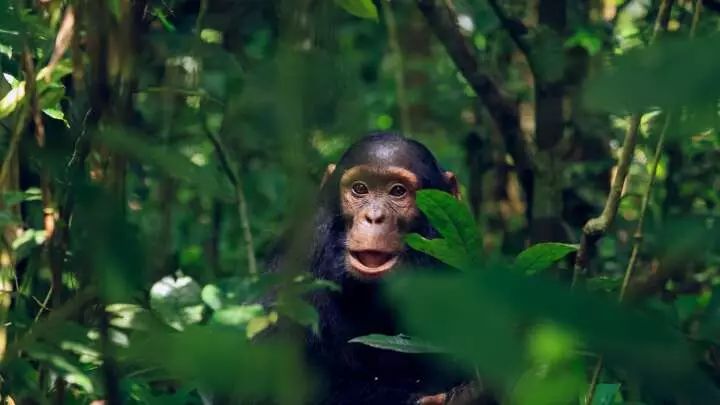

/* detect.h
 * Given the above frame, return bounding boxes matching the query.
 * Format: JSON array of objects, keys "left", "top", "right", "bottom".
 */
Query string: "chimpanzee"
[{"left": 233, "top": 132, "right": 495, "bottom": 405}]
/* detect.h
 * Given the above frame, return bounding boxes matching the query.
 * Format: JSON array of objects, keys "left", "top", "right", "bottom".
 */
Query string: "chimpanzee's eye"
[
  {"left": 351, "top": 182, "right": 369, "bottom": 195},
  {"left": 389, "top": 184, "right": 407, "bottom": 197}
]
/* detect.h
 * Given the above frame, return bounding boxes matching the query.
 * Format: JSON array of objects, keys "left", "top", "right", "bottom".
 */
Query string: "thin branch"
[
  {"left": 486, "top": 0, "right": 536, "bottom": 73},
  {"left": 416, "top": 0, "right": 534, "bottom": 173},
  {"left": 618, "top": 114, "right": 671, "bottom": 301},
  {"left": 380, "top": 0, "right": 412, "bottom": 136},
  {"left": 204, "top": 125, "right": 258, "bottom": 276},
  {"left": 571, "top": 115, "right": 640, "bottom": 286}
]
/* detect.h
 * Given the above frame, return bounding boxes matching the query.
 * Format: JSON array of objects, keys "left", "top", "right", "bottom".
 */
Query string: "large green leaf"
[
  {"left": 383, "top": 267, "right": 720, "bottom": 403},
  {"left": 405, "top": 190, "right": 480, "bottom": 270},
  {"left": 333, "top": 0, "right": 378, "bottom": 21},
  {"left": 514, "top": 243, "right": 579, "bottom": 275}
]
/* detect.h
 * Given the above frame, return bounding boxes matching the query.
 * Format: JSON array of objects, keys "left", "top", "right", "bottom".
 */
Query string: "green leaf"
[
  {"left": 405, "top": 234, "right": 467, "bottom": 270},
  {"left": 211, "top": 304, "right": 266, "bottom": 328},
  {"left": 333, "top": 0, "right": 378, "bottom": 21},
  {"left": 416, "top": 190, "right": 477, "bottom": 247},
  {"left": 349, "top": 334, "right": 445, "bottom": 354},
  {"left": 1, "top": 188, "right": 42, "bottom": 207},
  {"left": 201, "top": 284, "right": 224, "bottom": 311},
  {"left": 275, "top": 299, "right": 320, "bottom": 334},
  {"left": 150, "top": 274, "right": 205, "bottom": 331},
  {"left": 43, "top": 107, "right": 65, "bottom": 122},
  {"left": 590, "top": 383, "right": 621, "bottom": 405},
  {"left": 514, "top": 243, "right": 579, "bottom": 275},
  {"left": 405, "top": 190, "right": 480, "bottom": 270}
]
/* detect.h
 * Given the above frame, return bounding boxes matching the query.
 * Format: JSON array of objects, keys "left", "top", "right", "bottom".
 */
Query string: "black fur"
[
  {"left": 237, "top": 132, "right": 467, "bottom": 405},
  {"left": 291, "top": 132, "right": 465, "bottom": 405}
]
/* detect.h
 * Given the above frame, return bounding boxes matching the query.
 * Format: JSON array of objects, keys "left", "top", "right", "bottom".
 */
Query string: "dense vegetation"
[{"left": 0, "top": 0, "right": 718, "bottom": 404}]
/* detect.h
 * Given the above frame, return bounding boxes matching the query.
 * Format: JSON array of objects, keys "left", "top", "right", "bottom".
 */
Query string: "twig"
[
  {"left": 486, "top": 0, "right": 535, "bottom": 73},
  {"left": 618, "top": 114, "right": 671, "bottom": 301},
  {"left": 380, "top": 0, "right": 412, "bottom": 136},
  {"left": 416, "top": 0, "right": 535, "bottom": 173},
  {"left": 204, "top": 125, "right": 258, "bottom": 276},
  {"left": 571, "top": 115, "right": 640, "bottom": 287}
]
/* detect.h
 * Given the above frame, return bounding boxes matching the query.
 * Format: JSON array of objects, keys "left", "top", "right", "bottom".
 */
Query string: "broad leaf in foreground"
[
  {"left": 405, "top": 190, "right": 481, "bottom": 270},
  {"left": 383, "top": 267, "right": 720, "bottom": 404}
]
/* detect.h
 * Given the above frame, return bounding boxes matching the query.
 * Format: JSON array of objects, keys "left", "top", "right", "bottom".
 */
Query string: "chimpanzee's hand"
[
  {"left": 415, "top": 393, "right": 448, "bottom": 405},
  {"left": 414, "top": 382, "right": 500, "bottom": 405}
]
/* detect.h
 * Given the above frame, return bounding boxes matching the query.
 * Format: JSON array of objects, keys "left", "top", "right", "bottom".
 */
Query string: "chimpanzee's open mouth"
[{"left": 348, "top": 250, "right": 400, "bottom": 275}]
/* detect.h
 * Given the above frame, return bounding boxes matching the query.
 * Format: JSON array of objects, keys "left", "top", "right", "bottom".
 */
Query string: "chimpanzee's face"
[{"left": 338, "top": 164, "right": 420, "bottom": 276}]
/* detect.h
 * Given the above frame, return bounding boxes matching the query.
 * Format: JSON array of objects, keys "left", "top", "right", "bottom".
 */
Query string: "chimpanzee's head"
[{"left": 319, "top": 132, "right": 459, "bottom": 278}]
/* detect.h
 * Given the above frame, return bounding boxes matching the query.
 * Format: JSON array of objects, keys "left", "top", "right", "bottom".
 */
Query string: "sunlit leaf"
[
  {"left": 211, "top": 304, "right": 265, "bottom": 328},
  {"left": 528, "top": 322, "right": 578, "bottom": 365},
  {"left": 150, "top": 274, "right": 205, "bottom": 331},
  {"left": 333, "top": 0, "right": 378, "bottom": 21}
]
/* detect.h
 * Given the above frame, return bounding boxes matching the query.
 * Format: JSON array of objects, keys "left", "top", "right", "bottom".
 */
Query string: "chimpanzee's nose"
[{"left": 364, "top": 206, "right": 386, "bottom": 224}]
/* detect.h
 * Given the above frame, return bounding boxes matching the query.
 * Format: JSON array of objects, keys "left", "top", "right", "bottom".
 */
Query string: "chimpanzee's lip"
[{"left": 348, "top": 250, "right": 400, "bottom": 275}]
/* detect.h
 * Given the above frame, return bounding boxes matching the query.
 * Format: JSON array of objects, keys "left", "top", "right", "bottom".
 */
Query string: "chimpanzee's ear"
[
  {"left": 321, "top": 164, "right": 336, "bottom": 188},
  {"left": 444, "top": 171, "right": 460, "bottom": 200}
]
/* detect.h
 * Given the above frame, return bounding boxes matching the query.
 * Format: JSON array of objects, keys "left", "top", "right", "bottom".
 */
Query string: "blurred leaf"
[
  {"left": 124, "top": 325, "right": 312, "bottom": 405},
  {"left": 0, "top": 187, "right": 42, "bottom": 207},
  {"left": 201, "top": 284, "right": 224, "bottom": 311},
  {"left": 565, "top": 28, "right": 603, "bottom": 56},
  {"left": 528, "top": 322, "right": 578, "bottom": 365},
  {"left": 349, "top": 334, "right": 446, "bottom": 354},
  {"left": 12, "top": 229, "right": 46, "bottom": 263},
  {"left": 591, "top": 383, "right": 621, "bottom": 405},
  {"left": 586, "top": 276, "right": 623, "bottom": 292},
  {"left": 24, "top": 342, "right": 94, "bottom": 392},
  {"left": 95, "top": 127, "right": 233, "bottom": 200},
  {"left": 384, "top": 267, "right": 720, "bottom": 402},
  {"left": 211, "top": 304, "right": 265, "bottom": 329},
  {"left": 333, "top": 0, "right": 378, "bottom": 21},
  {"left": 584, "top": 35, "right": 720, "bottom": 114},
  {"left": 514, "top": 243, "right": 579, "bottom": 275},
  {"left": 247, "top": 313, "right": 275, "bottom": 339},
  {"left": 107, "top": 303, "right": 160, "bottom": 332},
  {"left": 150, "top": 274, "right": 205, "bottom": 331},
  {"left": 512, "top": 366, "right": 585, "bottom": 405},
  {"left": 275, "top": 298, "right": 320, "bottom": 334}
]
